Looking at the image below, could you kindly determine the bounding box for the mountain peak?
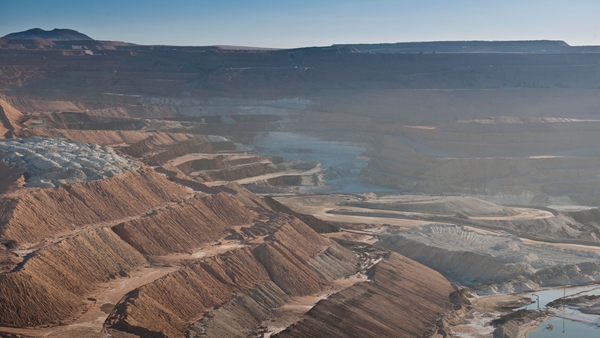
[1,28,93,41]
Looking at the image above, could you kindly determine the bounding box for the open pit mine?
[2,28,600,337]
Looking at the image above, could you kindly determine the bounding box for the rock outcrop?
[0,98,23,138]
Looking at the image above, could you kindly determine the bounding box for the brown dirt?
[29,129,203,147]
[113,193,255,256]
[0,227,147,327]
[105,218,357,338]
[274,252,455,338]
[0,98,24,137]
[0,166,189,247]
[0,163,24,196]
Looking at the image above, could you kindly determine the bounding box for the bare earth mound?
[274,252,454,338]
[379,225,600,293]
[0,166,188,246]
[106,218,360,338]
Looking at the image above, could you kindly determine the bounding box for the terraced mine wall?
[565,208,600,229]
[113,193,255,256]
[263,196,338,233]
[0,227,146,327]
[177,155,271,173]
[30,129,203,148]
[0,167,188,246]
[193,241,357,338]
[198,162,278,182]
[48,112,147,130]
[273,253,454,338]
[145,140,236,165]
[106,220,359,338]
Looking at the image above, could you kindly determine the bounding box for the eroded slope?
[274,252,454,338]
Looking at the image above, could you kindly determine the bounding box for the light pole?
[531,294,540,309]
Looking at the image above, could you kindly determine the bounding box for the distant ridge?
[2,28,93,41]
[283,40,576,54]
[1,29,599,53]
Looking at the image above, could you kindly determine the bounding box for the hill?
[2,28,93,41]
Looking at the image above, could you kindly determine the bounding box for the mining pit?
[2,37,600,337]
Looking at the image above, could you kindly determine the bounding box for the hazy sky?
[2,0,599,48]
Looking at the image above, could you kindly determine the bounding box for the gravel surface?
[0,137,140,187]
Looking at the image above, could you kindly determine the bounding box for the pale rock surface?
[379,225,600,294]
[0,137,140,187]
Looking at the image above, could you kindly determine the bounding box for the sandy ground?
[205,163,322,186]
[521,238,600,255]
[168,153,258,167]
[0,191,254,338]
[279,195,444,228]
[150,239,249,265]
[13,191,196,253]
[469,207,554,221]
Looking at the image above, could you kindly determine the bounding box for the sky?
[1,0,599,48]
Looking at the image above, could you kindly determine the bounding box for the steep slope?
[105,218,358,338]
[274,252,454,338]
[0,227,146,327]
[263,196,338,233]
[0,98,23,137]
[107,247,274,337]
[0,167,188,246]
[113,193,255,256]
[0,163,24,196]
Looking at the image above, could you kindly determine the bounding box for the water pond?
[519,285,600,337]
